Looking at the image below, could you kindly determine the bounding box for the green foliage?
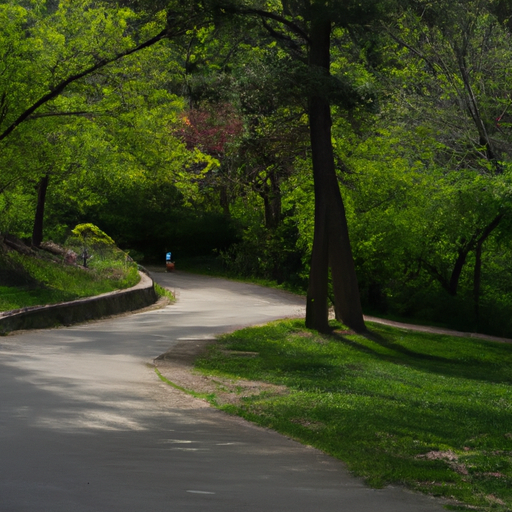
[3,0,512,336]
[0,245,139,312]
[219,215,306,287]
[81,179,241,261]
[153,282,175,302]
[0,187,35,237]
[70,223,115,247]
[196,319,512,511]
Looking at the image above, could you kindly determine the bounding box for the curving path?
[0,271,447,511]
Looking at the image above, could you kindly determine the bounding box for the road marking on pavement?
[170,447,209,451]
[186,490,215,495]
[177,337,217,341]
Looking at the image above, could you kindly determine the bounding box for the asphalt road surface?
[0,271,447,511]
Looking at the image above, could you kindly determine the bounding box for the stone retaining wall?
[0,271,157,334]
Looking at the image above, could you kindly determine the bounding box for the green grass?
[0,250,140,312]
[154,282,175,302]
[195,319,512,511]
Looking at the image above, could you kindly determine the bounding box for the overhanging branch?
[218,4,310,43]
[0,22,186,143]
[27,111,110,120]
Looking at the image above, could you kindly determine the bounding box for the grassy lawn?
[0,251,140,312]
[195,319,512,511]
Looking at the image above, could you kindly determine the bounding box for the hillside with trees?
[1,0,512,336]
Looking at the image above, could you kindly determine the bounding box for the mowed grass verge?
[0,251,140,312]
[194,319,512,511]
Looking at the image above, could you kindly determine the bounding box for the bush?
[219,221,307,289]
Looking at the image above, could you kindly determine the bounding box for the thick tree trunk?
[473,241,482,320]
[32,174,49,248]
[305,18,365,333]
[305,184,330,332]
[448,247,471,296]
[219,184,230,217]
[260,170,282,231]
[328,182,365,330]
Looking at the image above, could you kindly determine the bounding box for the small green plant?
[67,223,116,268]
[70,223,115,247]
[154,283,175,302]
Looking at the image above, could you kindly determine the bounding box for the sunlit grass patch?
[0,250,140,312]
[195,319,512,511]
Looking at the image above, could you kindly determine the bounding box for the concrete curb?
[0,271,158,334]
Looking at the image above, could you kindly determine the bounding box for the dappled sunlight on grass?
[0,251,139,312]
[196,319,512,511]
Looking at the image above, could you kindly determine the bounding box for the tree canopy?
[2,0,512,336]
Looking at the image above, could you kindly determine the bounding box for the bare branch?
[27,111,108,120]
[0,20,192,143]
[218,4,310,44]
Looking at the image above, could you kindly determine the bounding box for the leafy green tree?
[0,1,177,144]
[383,0,512,315]
[209,0,407,332]
[0,0,209,249]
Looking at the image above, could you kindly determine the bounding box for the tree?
[0,0,208,247]
[384,0,512,316]
[179,101,244,216]
[0,0,203,192]
[212,0,405,332]
[107,0,396,331]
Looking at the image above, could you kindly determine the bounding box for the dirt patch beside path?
[153,339,287,407]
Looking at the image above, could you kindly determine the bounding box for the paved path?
[0,271,447,511]
[364,315,512,344]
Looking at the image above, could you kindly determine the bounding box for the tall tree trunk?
[448,246,472,296]
[219,184,230,217]
[473,240,482,320]
[306,183,330,332]
[260,170,282,231]
[32,174,49,248]
[472,213,504,318]
[305,17,365,333]
[268,168,282,229]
